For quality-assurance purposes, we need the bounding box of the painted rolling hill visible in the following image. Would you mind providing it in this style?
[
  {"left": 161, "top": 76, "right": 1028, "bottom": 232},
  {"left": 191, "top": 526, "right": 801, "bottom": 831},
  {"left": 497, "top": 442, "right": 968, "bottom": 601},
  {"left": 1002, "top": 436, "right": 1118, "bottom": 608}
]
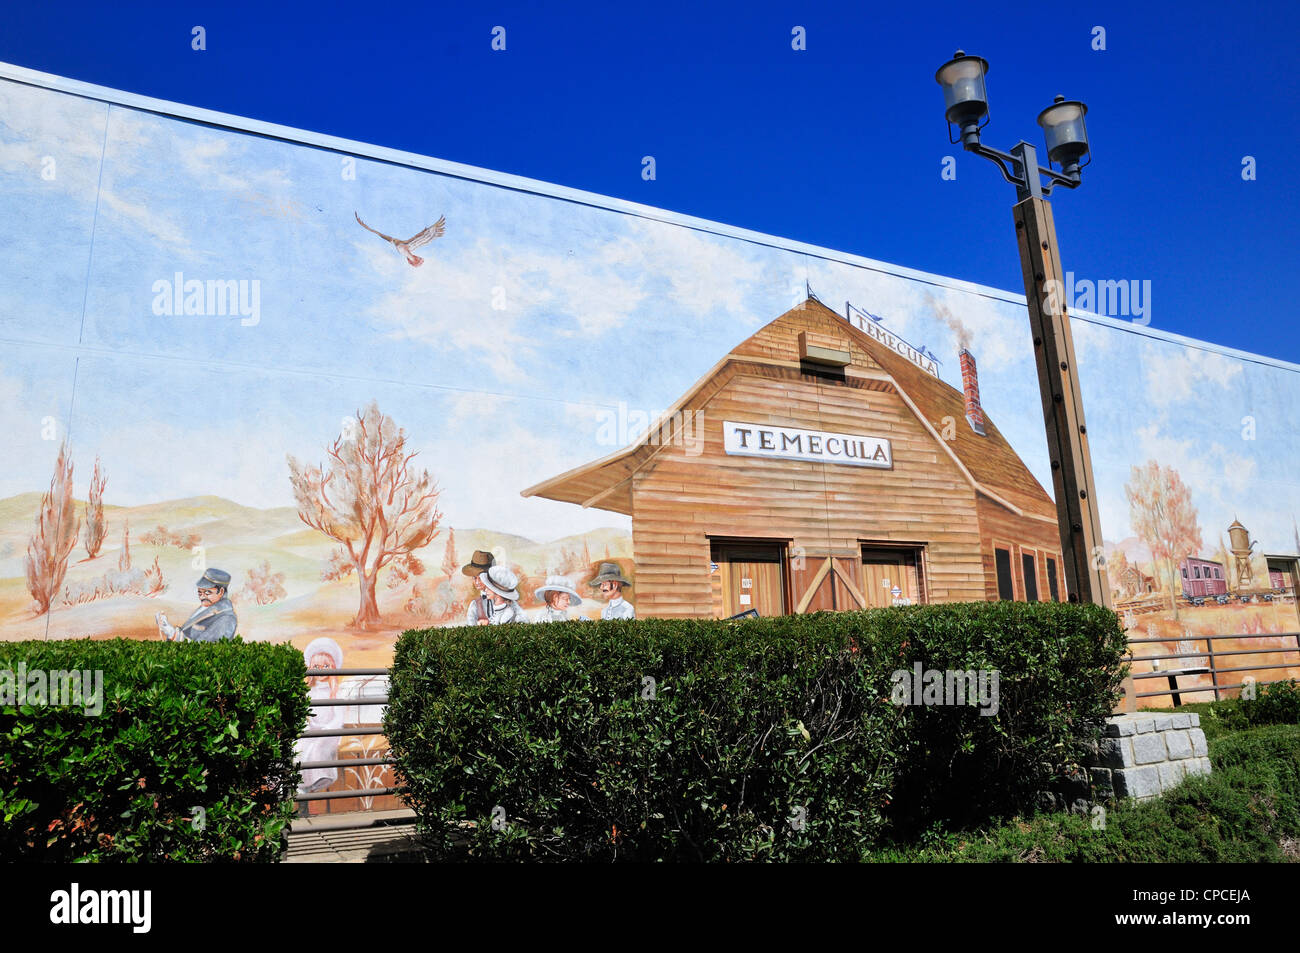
[{"left": 0, "top": 492, "right": 632, "bottom": 660}]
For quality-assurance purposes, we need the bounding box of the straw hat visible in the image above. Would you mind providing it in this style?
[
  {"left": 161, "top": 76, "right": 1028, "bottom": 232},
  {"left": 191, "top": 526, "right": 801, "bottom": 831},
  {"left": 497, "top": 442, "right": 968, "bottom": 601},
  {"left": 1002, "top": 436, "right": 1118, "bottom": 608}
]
[{"left": 461, "top": 550, "right": 495, "bottom": 577}]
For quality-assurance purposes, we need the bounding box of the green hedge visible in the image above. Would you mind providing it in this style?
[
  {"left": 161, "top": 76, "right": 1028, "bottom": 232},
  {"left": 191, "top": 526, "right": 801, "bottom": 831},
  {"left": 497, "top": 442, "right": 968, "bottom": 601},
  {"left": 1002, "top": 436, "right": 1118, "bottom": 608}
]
[
  {"left": 1241, "top": 677, "right": 1300, "bottom": 726},
  {"left": 1188, "top": 677, "right": 1300, "bottom": 740},
  {"left": 386, "top": 601, "right": 1127, "bottom": 861},
  {"left": 879, "top": 601, "right": 1126, "bottom": 831},
  {"left": 0, "top": 638, "right": 310, "bottom": 861}
]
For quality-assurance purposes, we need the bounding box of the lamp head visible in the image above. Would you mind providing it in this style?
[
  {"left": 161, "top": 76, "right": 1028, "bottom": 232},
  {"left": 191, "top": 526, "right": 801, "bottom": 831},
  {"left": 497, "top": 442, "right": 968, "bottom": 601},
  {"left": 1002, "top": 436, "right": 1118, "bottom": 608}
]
[
  {"left": 935, "top": 50, "right": 990, "bottom": 145},
  {"left": 1037, "top": 94, "right": 1091, "bottom": 176}
]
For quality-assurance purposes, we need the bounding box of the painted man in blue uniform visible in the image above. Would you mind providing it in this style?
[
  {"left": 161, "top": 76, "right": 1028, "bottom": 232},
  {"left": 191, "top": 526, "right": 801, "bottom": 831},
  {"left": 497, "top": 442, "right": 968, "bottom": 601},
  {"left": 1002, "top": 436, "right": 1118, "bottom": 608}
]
[{"left": 156, "top": 568, "right": 239, "bottom": 642}]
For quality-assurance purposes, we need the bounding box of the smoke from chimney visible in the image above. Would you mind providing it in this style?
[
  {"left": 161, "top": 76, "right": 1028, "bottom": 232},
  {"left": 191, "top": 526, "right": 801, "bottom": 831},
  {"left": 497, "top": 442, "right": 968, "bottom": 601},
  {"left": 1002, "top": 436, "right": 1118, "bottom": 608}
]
[
  {"left": 959, "top": 348, "right": 986, "bottom": 436},
  {"left": 926, "top": 292, "right": 973, "bottom": 351}
]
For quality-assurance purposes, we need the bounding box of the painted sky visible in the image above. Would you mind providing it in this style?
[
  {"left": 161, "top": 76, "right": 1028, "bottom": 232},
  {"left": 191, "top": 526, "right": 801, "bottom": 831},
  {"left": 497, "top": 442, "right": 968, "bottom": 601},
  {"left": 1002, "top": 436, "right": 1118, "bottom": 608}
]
[{"left": 2, "top": 75, "right": 1300, "bottom": 556}]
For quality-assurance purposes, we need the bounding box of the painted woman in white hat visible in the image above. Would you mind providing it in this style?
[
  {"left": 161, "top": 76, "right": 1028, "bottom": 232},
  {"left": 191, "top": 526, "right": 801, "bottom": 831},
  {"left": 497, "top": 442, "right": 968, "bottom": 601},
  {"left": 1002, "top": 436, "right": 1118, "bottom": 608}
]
[
  {"left": 476, "top": 565, "right": 528, "bottom": 625},
  {"left": 533, "top": 575, "right": 583, "bottom": 623},
  {"left": 589, "top": 562, "right": 635, "bottom": 620}
]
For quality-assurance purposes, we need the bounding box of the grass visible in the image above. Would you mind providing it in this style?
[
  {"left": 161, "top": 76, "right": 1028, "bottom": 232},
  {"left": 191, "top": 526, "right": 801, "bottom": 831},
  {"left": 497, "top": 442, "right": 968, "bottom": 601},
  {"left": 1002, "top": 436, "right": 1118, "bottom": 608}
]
[{"left": 861, "top": 718, "right": 1300, "bottom": 862}]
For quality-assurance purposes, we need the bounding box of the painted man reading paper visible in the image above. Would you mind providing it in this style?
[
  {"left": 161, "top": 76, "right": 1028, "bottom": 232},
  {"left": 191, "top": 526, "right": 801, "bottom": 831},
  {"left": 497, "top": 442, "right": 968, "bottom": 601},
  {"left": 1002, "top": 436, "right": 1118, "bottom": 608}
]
[{"left": 156, "top": 568, "right": 239, "bottom": 642}]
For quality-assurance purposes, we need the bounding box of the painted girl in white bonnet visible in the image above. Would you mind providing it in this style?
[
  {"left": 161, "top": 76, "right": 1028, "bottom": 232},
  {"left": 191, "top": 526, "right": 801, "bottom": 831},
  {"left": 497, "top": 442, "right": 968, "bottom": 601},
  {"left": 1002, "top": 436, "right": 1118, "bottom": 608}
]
[
  {"left": 295, "top": 637, "right": 345, "bottom": 795},
  {"left": 532, "top": 575, "right": 583, "bottom": 623}
]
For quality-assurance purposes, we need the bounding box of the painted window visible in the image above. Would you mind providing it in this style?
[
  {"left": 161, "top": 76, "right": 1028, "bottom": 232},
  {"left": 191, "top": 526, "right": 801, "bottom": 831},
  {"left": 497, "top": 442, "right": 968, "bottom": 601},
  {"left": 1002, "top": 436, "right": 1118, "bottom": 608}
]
[
  {"left": 995, "top": 548, "right": 1014, "bottom": 601},
  {"left": 1022, "top": 552, "right": 1039, "bottom": 602}
]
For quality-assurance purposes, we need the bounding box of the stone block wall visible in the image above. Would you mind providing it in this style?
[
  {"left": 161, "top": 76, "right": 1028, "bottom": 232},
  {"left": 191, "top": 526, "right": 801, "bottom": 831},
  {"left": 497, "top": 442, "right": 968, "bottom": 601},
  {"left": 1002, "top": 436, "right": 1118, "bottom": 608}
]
[{"left": 1085, "top": 712, "right": 1211, "bottom": 802}]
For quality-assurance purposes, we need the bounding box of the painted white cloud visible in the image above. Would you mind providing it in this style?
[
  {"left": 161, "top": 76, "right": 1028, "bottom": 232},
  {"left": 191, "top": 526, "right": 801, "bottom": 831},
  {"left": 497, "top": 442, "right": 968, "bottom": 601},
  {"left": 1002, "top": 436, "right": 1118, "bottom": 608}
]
[
  {"left": 98, "top": 188, "right": 195, "bottom": 257},
  {"left": 1072, "top": 317, "right": 1119, "bottom": 359},
  {"left": 422, "top": 393, "right": 630, "bottom": 542},
  {"left": 1143, "top": 345, "right": 1245, "bottom": 408},
  {"left": 0, "top": 82, "right": 106, "bottom": 175},
  {"left": 111, "top": 108, "right": 293, "bottom": 196},
  {"left": 605, "top": 218, "right": 789, "bottom": 324},
  {"left": 365, "top": 215, "right": 784, "bottom": 382}
]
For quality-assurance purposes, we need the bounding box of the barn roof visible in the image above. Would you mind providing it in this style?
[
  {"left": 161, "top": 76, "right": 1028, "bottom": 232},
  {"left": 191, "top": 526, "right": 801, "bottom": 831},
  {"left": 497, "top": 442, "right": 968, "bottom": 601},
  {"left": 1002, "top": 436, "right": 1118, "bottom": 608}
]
[{"left": 521, "top": 297, "right": 1057, "bottom": 522}]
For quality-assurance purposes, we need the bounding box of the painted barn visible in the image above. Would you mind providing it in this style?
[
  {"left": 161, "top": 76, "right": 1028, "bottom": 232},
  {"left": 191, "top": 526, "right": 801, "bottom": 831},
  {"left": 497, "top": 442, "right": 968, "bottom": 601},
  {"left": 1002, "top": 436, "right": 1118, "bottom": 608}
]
[
  {"left": 523, "top": 298, "right": 1066, "bottom": 619},
  {"left": 1179, "top": 556, "right": 1227, "bottom": 598}
]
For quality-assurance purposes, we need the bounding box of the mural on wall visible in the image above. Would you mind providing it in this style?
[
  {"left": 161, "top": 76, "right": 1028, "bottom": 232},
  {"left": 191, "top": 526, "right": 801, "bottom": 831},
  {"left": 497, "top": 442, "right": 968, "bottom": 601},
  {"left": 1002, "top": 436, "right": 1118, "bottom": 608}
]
[{"left": 2, "top": 72, "right": 1299, "bottom": 722}]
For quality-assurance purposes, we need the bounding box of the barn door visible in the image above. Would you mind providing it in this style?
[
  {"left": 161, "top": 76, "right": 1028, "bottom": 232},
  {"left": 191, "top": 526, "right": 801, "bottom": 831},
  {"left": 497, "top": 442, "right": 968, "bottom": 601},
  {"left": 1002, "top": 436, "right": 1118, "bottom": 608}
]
[
  {"left": 861, "top": 547, "right": 922, "bottom": 608},
  {"left": 792, "top": 556, "right": 868, "bottom": 614},
  {"left": 711, "top": 541, "right": 787, "bottom": 617}
]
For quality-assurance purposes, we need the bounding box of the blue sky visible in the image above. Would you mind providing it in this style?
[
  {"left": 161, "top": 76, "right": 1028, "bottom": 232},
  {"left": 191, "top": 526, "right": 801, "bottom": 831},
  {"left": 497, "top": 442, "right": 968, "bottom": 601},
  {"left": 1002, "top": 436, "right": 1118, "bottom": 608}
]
[
  {"left": 1, "top": 1, "right": 1299, "bottom": 557},
  {"left": 3, "top": 0, "right": 1296, "bottom": 363}
]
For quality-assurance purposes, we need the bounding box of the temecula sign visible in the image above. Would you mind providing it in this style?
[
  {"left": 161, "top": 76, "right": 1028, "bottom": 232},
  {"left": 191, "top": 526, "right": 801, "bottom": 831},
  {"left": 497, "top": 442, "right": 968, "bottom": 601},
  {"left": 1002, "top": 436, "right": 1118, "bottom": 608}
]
[
  {"left": 723, "top": 421, "right": 892, "bottom": 468},
  {"left": 844, "top": 305, "right": 940, "bottom": 377}
]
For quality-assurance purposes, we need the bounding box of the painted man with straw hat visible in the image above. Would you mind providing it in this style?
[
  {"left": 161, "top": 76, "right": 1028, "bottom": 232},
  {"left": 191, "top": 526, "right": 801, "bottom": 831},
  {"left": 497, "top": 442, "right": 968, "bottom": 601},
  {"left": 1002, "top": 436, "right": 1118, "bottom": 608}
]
[
  {"left": 533, "top": 575, "right": 583, "bottom": 623},
  {"left": 461, "top": 549, "right": 496, "bottom": 625},
  {"left": 589, "top": 562, "right": 635, "bottom": 620}
]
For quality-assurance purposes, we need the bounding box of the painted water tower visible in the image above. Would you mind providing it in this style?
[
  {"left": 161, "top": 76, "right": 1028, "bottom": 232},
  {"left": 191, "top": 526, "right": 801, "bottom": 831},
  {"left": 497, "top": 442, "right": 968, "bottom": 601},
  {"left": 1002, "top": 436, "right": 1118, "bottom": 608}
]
[{"left": 1228, "top": 517, "right": 1257, "bottom": 588}]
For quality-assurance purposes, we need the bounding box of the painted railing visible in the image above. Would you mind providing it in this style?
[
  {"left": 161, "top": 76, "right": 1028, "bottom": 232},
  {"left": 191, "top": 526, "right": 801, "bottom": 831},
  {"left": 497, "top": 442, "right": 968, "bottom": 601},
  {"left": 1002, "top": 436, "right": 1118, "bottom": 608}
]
[
  {"left": 295, "top": 667, "right": 401, "bottom": 818},
  {"left": 1124, "top": 632, "right": 1300, "bottom": 705}
]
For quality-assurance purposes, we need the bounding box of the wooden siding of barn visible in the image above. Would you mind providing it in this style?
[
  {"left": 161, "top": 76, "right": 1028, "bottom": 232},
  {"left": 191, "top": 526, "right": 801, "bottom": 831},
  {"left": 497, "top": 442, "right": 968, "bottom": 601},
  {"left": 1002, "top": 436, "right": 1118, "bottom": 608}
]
[
  {"left": 629, "top": 361, "right": 988, "bottom": 618},
  {"left": 974, "top": 493, "right": 1065, "bottom": 602}
]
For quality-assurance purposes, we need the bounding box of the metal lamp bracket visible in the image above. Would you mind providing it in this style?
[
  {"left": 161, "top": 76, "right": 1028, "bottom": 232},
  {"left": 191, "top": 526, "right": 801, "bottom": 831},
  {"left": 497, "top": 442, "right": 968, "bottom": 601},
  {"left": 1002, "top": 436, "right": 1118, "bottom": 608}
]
[{"left": 966, "top": 140, "right": 1082, "bottom": 201}]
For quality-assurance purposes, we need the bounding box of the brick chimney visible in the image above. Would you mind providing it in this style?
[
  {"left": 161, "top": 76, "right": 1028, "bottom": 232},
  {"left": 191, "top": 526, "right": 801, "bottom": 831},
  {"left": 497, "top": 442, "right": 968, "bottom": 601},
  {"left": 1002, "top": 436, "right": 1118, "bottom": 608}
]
[{"left": 959, "top": 348, "right": 986, "bottom": 436}]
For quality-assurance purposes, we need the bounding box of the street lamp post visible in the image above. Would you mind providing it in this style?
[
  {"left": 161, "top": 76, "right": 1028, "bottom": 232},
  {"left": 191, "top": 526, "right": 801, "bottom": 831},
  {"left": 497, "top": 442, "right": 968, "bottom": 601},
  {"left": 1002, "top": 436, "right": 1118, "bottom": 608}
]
[{"left": 935, "top": 51, "right": 1113, "bottom": 613}]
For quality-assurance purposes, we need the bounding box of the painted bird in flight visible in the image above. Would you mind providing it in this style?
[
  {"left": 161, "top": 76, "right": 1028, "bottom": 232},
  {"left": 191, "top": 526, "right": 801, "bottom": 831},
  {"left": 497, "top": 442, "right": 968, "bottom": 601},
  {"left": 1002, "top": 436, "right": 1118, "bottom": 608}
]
[{"left": 354, "top": 211, "right": 446, "bottom": 266}]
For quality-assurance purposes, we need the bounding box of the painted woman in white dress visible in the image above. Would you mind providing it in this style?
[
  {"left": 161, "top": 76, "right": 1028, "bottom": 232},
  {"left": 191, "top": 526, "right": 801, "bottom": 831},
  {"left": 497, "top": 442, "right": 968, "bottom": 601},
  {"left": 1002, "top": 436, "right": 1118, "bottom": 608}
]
[{"left": 295, "top": 638, "right": 345, "bottom": 795}]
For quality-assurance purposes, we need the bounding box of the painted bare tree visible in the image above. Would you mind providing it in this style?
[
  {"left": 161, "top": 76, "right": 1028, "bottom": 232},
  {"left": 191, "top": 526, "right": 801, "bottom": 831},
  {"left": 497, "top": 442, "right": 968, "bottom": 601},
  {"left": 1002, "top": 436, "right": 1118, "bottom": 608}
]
[
  {"left": 440, "top": 527, "right": 457, "bottom": 581},
  {"left": 83, "top": 455, "right": 107, "bottom": 560},
  {"left": 1124, "top": 460, "right": 1203, "bottom": 618},
  {"left": 288, "top": 402, "right": 443, "bottom": 628},
  {"left": 118, "top": 520, "right": 131, "bottom": 571},
  {"left": 24, "top": 443, "right": 81, "bottom": 615}
]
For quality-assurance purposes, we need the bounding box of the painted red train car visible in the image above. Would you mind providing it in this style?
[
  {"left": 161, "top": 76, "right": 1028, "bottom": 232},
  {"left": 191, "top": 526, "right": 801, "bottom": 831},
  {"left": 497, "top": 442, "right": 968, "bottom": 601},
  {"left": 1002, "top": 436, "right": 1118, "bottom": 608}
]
[{"left": 1180, "top": 556, "right": 1228, "bottom": 598}]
